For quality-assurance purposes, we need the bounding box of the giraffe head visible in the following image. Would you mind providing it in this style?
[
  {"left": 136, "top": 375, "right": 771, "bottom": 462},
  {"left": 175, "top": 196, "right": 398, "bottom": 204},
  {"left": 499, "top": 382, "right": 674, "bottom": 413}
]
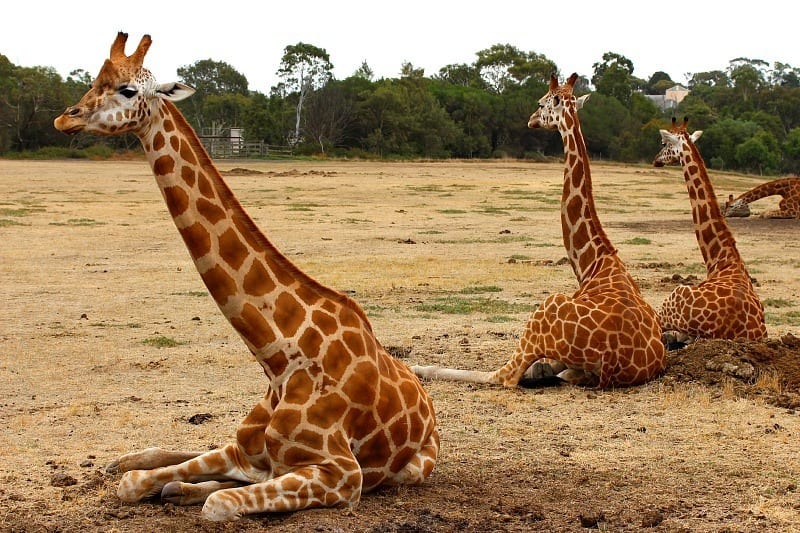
[
  {"left": 528, "top": 73, "right": 590, "bottom": 130},
  {"left": 724, "top": 196, "right": 751, "bottom": 217},
  {"left": 54, "top": 32, "right": 194, "bottom": 136},
  {"left": 653, "top": 117, "right": 703, "bottom": 167}
]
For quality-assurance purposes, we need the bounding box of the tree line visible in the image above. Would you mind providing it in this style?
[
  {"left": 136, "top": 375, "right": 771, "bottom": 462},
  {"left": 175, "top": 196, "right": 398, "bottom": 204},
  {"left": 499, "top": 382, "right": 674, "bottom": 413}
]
[{"left": 2, "top": 43, "right": 800, "bottom": 175}]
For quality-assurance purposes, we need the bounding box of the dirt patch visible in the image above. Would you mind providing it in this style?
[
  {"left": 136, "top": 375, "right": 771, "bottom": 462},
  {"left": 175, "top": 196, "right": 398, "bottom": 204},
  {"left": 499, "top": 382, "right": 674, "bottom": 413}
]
[
  {"left": 664, "top": 335, "right": 800, "bottom": 408},
  {"left": 1, "top": 159, "right": 798, "bottom": 532}
]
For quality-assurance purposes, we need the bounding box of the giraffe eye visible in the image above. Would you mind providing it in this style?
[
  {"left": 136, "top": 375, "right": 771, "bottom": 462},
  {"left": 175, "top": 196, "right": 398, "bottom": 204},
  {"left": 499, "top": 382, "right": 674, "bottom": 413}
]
[{"left": 118, "top": 86, "right": 138, "bottom": 99}]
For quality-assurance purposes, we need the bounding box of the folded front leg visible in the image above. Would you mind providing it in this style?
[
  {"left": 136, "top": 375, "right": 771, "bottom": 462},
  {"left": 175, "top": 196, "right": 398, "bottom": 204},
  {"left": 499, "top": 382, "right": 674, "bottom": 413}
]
[
  {"left": 116, "top": 443, "right": 258, "bottom": 502},
  {"left": 106, "top": 447, "right": 206, "bottom": 473}
]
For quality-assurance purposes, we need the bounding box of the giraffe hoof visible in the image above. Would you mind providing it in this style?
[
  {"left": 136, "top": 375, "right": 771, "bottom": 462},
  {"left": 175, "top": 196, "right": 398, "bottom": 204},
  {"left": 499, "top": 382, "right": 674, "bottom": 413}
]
[
  {"left": 161, "top": 481, "right": 183, "bottom": 504},
  {"left": 519, "top": 361, "right": 564, "bottom": 388}
]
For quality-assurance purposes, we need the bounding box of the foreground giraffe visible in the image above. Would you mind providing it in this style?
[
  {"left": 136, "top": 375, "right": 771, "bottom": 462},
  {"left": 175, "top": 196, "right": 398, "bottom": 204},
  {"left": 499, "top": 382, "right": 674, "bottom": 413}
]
[
  {"left": 654, "top": 117, "right": 767, "bottom": 340},
  {"left": 54, "top": 33, "right": 438, "bottom": 521},
  {"left": 725, "top": 177, "right": 800, "bottom": 219},
  {"left": 413, "top": 74, "right": 666, "bottom": 389}
]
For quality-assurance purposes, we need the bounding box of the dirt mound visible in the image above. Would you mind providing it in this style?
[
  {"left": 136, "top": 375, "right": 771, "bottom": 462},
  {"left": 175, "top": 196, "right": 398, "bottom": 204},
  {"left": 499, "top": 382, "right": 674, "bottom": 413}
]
[{"left": 663, "top": 334, "right": 800, "bottom": 408}]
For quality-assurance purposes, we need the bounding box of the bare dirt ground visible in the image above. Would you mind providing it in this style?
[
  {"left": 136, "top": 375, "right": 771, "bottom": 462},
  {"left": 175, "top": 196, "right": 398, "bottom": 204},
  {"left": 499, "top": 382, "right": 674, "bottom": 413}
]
[{"left": 1, "top": 158, "right": 798, "bottom": 532}]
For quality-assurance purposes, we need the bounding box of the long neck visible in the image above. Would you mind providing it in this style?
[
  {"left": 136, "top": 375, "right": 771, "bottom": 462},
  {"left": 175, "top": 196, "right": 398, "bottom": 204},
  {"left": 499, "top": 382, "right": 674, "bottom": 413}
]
[
  {"left": 138, "top": 101, "right": 369, "bottom": 375},
  {"left": 680, "top": 138, "right": 741, "bottom": 272},
  {"left": 558, "top": 108, "right": 616, "bottom": 283},
  {"left": 736, "top": 178, "right": 794, "bottom": 204}
]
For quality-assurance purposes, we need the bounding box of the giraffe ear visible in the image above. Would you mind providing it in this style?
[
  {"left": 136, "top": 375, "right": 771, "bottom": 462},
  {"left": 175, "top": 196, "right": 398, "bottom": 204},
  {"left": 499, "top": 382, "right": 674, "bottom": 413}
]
[
  {"left": 156, "top": 82, "right": 195, "bottom": 102},
  {"left": 659, "top": 129, "right": 674, "bottom": 142},
  {"left": 690, "top": 130, "right": 703, "bottom": 142},
  {"left": 576, "top": 94, "right": 590, "bottom": 109}
]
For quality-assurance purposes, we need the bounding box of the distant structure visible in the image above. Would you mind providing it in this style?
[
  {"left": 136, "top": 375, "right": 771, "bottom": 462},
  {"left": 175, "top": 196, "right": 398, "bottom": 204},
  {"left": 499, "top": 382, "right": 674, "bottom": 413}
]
[
  {"left": 645, "top": 84, "right": 689, "bottom": 111},
  {"left": 199, "top": 126, "right": 272, "bottom": 158}
]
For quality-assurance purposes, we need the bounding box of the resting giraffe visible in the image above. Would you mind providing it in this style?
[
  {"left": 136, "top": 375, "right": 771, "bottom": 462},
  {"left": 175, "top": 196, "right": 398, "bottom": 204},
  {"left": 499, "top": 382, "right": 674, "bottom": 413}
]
[
  {"left": 413, "top": 74, "right": 666, "bottom": 389},
  {"left": 53, "top": 32, "right": 438, "bottom": 521},
  {"left": 725, "top": 177, "right": 800, "bottom": 219},
  {"left": 654, "top": 117, "right": 767, "bottom": 340}
]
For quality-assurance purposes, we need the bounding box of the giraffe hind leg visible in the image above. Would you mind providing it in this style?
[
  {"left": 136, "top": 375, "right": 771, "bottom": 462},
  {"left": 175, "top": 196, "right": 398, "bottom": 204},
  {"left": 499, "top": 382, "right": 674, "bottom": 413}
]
[
  {"left": 385, "top": 427, "right": 440, "bottom": 486},
  {"left": 202, "top": 460, "right": 363, "bottom": 521},
  {"left": 518, "top": 358, "right": 566, "bottom": 388}
]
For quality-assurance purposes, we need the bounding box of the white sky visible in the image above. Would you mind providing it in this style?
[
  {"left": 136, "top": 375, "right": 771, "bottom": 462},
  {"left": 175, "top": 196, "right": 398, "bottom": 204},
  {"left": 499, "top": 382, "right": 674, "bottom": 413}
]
[{"left": 2, "top": 1, "right": 796, "bottom": 93}]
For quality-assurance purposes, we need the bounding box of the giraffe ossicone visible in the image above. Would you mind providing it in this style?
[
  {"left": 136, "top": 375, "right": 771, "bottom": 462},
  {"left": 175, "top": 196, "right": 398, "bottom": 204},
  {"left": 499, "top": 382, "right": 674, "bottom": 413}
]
[
  {"left": 54, "top": 32, "right": 438, "bottom": 521},
  {"left": 413, "top": 73, "right": 666, "bottom": 389},
  {"left": 653, "top": 117, "right": 767, "bottom": 341}
]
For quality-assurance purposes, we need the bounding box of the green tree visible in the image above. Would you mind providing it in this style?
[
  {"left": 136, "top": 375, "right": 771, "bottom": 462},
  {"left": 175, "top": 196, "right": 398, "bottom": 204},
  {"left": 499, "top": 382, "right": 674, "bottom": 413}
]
[
  {"left": 353, "top": 61, "right": 374, "bottom": 81},
  {"left": 770, "top": 62, "right": 800, "bottom": 87},
  {"left": 302, "top": 79, "right": 356, "bottom": 154},
  {"left": 701, "top": 118, "right": 760, "bottom": 170},
  {"left": 435, "top": 63, "right": 483, "bottom": 88},
  {"left": 1, "top": 63, "right": 74, "bottom": 151},
  {"left": 276, "top": 42, "right": 333, "bottom": 146},
  {"left": 728, "top": 57, "right": 768, "bottom": 103},
  {"left": 592, "top": 52, "right": 635, "bottom": 106},
  {"left": 475, "top": 44, "right": 557, "bottom": 93},
  {"left": 177, "top": 59, "right": 249, "bottom": 131},
  {"left": 430, "top": 80, "right": 493, "bottom": 157},
  {"left": 688, "top": 70, "right": 730, "bottom": 88},
  {"left": 782, "top": 127, "right": 800, "bottom": 174},
  {"left": 647, "top": 71, "right": 674, "bottom": 94},
  {"left": 735, "top": 130, "right": 780, "bottom": 174}
]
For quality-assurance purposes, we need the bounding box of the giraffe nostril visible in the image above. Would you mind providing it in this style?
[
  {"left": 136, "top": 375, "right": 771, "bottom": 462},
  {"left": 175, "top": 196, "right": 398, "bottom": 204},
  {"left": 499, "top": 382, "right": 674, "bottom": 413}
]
[{"left": 67, "top": 107, "right": 81, "bottom": 116}]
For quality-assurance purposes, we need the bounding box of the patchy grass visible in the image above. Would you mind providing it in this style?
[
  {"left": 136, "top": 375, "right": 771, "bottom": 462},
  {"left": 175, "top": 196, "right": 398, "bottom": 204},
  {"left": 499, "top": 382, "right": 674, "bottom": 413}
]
[
  {"left": 414, "top": 295, "right": 530, "bottom": 315},
  {"left": 49, "top": 218, "right": 105, "bottom": 226},
  {"left": 141, "top": 336, "right": 186, "bottom": 348},
  {"left": 623, "top": 236, "right": 652, "bottom": 245},
  {"left": 459, "top": 285, "right": 503, "bottom": 294},
  {"left": 764, "top": 298, "right": 794, "bottom": 308}
]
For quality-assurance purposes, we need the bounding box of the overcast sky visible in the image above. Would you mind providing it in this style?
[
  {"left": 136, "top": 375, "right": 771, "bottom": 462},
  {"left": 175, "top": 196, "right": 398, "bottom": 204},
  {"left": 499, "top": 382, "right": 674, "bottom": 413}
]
[{"left": 2, "top": 1, "right": 796, "bottom": 93}]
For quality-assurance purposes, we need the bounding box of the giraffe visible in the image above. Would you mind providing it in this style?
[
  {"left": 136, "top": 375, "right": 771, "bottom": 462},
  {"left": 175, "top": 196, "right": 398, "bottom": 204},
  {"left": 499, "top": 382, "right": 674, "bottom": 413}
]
[
  {"left": 413, "top": 74, "right": 666, "bottom": 389},
  {"left": 53, "top": 32, "right": 438, "bottom": 521},
  {"left": 724, "top": 177, "right": 800, "bottom": 219},
  {"left": 654, "top": 117, "right": 767, "bottom": 340}
]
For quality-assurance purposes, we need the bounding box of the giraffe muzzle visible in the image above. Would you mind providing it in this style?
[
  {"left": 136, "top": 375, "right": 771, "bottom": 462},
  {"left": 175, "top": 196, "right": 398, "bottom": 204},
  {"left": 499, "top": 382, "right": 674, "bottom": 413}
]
[{"left": 54, "top": 108, "right": 86, "bottom": 135}]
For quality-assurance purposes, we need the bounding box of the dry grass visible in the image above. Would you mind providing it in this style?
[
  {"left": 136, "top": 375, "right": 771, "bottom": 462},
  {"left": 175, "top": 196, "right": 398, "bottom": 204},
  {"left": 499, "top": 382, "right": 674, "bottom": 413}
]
[{"left": 0, "top": 158, "right": 798, "bottom": 532}]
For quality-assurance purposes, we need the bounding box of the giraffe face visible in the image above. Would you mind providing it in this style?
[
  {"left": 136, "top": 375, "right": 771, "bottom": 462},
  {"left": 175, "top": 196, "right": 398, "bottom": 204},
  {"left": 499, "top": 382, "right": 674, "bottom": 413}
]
[
  {"left": 653, "top": 130, "right": 683, "bottom": 167},
  {"left": 54, "top": 33, "right": 194, "bottom": 137},
  {"left": 654, "top": 126, "right": 703, "bottom": 167},
  {"left": 527, "top": 74, "right": 588, "bottom": 131},
  {"left": 528, "top": 91, "right": 568, "bottom": 130}
]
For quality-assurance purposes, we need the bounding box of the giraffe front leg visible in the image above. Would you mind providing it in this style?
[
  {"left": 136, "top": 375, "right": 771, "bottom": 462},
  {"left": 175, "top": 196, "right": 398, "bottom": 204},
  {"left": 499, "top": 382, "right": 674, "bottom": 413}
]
[
  {"left": 202, "top": 461, "right": 363, "bottom": 521},
  {"left": 116, "top": 443, "right": 254, "bottom": 502},
  {"left": 106, "top": 447, "right": 206, "bottom": 473}
]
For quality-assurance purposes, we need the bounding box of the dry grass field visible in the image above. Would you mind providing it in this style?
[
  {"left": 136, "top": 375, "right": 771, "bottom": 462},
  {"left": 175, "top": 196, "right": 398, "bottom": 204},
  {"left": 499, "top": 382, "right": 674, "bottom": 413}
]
[{"left": 1, "top": 158, "right": 798, "bottom": 532}]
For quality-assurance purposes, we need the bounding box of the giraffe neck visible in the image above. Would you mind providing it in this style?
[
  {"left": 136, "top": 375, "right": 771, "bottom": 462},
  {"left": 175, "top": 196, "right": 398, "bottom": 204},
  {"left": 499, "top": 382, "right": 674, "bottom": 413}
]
[
  {"left": 680, "top": 139, "right": 741, "bottom": 272},
  {"left": 736, "top": 178, "right": 795, "bottom": 204},
  {"left": 558, "top": 108, "right": 616, "bottom": 283},
  {"left": 138, "top": 100, "right": 365, "bottom": 378}
]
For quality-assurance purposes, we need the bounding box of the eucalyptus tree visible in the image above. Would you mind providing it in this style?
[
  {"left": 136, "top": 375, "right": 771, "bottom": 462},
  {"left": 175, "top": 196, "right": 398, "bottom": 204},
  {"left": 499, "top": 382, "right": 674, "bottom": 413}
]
[
  {"left": 276, "top": 42, "right": 333, "bottom": 147},
  {"left": 474, "top": 44, "right": 557, "bottom": 93}
]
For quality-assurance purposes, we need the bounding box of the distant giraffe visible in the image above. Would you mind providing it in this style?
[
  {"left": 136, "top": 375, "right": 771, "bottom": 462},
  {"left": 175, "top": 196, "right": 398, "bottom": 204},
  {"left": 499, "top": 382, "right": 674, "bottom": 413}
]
[
  {"left": 54, "top": 32, "right": 438, "bottom": 521},
  {"left": 725, "top": 177, "right": 800, "bottom": 218},
  {"left": 654, "top": 117, "right": 767, "bottom": 340},
  {"left": 413, "top": 74, "right": 666, "bottom": 389}
]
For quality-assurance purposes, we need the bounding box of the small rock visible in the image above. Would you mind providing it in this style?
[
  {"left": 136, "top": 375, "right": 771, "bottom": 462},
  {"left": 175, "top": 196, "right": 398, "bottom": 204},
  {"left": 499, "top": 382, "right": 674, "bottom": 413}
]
[{"left": 50, "top": 472, "right": 78, "bottom": 487}]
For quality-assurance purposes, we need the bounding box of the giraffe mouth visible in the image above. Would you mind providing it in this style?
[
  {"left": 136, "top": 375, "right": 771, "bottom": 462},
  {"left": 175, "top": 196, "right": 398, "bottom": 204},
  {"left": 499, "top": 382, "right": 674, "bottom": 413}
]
[{"left": 54, "top": 115, "right": 86, "bottom": 135}]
